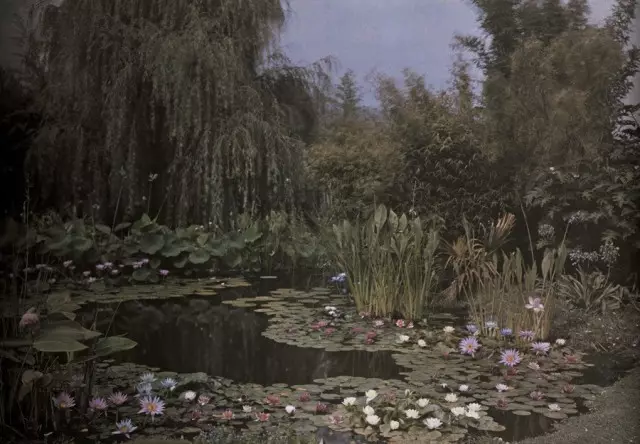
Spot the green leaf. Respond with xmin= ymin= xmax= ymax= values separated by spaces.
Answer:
xmin=196 ymin=233 xmax=209 ymax=247
xmin=47 ymin=291 xmax=71 ymax=311
xmin=189 ymin=249 xmax=210 ymax=264
xmin=242 ymin=224 xmax=262 ymax=243
xmin=161 ymin=243 xmax=184 ymax=257
xmin=149 ymin=258 xmax=161 ymax=269
xmin=40 ymin=320 xmax=102 ymax=341
xmin=114 ymin=222 xmax=131 ymax=232
xmin=132 ymin=269 xmax=151 ymax=282
xmin=18 ymin=383 xmax=33 ymax=402
xmin=94 ymin=224 xmax=112 ymax=235
xmin=94 ymin=336 xmax=137 ymax=357
xmin=140 ymin=233 xmax=165 ymax=255
xmin=72 ymin=237 xmax=93 ymax=252
xmin=33 ymin=338 xmax=87 ymax=353
xmin=21 ymin=370 xmax=43 ymax=384
xmin=174 ymin=255 xmax=188 ymax=268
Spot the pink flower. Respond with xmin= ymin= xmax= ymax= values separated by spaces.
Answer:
xmin=88 ymin=397 xmax=108 ymax=411
xmin=395 ymin=319 xmax=406 ymax=328
xmin=138 ymin=396 xmax=165 ymax=418
xmin=53 ymin=392 xmax=75 ymax=409
xmin=159 ymin=269 xmax=169 ymax=276
xmin=197 ymin=395 xmax=210 ymax=406
xmin=266 ymin=395 xmax=280 ymax=406
xmin=109 ymin=392 xmax=128 ymax=406
xmin=315 ymin=402 xmax=328 ymax=413
xmin=298 ymin=392 xmax=311 ymax=402
xmin=221 ymin=409 xmax=234 ymax=420
xmin=255 ymin=412 xmax=270 ymax=422
xmin=19 ymin=308 xmax=39 ymax=328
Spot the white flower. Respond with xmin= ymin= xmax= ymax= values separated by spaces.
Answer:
xmin=458 ymin=384 xmax=469 ymax=392
xmin=365 ymin=390 xmax=377 ymax=403
xmin=365 ymin=414 xmax=380 ymax=426
xmin=390 ymin=420 xmax=400 ymax=430
xmin=404 ymin=409 xmax=420 ymax=419
xmin=548 ymin=403 xmax=561 ymax=411
xmin=445 ymin=393 xmax=458 ymax=403
xmin=466 ymin=403 xmax=481 ymax=412
xmin=555 ymin=338 xmax=566 ymax=346
xmin=424 ymin=417 xmax=442 ymax=429
xmin=465 ymin=409 xmax=480 ymax=419
xmin=285 ymin=405 xmax=296 ymax=414
xmin=440 ymin=383 xmax=448 ymax=388
xmin=342 ymin=397 xmax=357 ymax=406
xmin=443 ymin=326 xmax=455 ymax=334
xmin=182 ymin=390 xmax=197 ymax=401
xmin=416 ymin=398 xmax=429 ymax=408
xmin=451 ymin=406 xmax=466 ymax=417
xmin=324 ymin=306 xmax=337 ymax=312
xmin=496 ymin=384 xmax=509 ymax=392
xmin=397 ymin=334 xmax=410 ymax=343
xmin=417 ymin=339 xmax=427 ymax=348
xmin=528 ymin=362 xmax=540 ymax=371
xmin=242 ymin=405 xmax=252 ymax=413
xmin=363 ymin=405 xmax=376 ymax=416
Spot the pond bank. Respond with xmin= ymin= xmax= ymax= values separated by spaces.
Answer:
xmin=516 ymin=366 xmax=640 ymax=444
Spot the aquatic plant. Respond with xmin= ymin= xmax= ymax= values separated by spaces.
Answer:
xmin=109 ymin=392 xmax=128 ymax=406
xmin=459 ymin=336 xmax=481 ymax=356
xmin=53 ymin=392 xmax=75 ymax=409
xmin=88 ymin=397 xmax=108 ymax=412
xmin=138 ymin=396 xmax=165 ymax=419
xmin=112 ymin=419 xmax=137 ymax=439
xmin=499 ymin=349 xmax=522 ymax=367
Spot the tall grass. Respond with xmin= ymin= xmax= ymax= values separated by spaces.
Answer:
xmin=328 ymin=205 xmax=440 ymax=319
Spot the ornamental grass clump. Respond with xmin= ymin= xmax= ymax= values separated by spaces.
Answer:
xmin=328 ymin=204 xmax=440 ymax=319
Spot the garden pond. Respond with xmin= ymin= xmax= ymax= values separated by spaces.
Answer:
xmin=56 ymin=274 xmax=636 ymax=443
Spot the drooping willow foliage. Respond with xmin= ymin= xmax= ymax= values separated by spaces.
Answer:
xmin=24 ymin=0 xmax=329 ymax=227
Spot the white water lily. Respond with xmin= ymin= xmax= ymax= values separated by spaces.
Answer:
xmin=548 ymin=404 xmax=561 ymax=411
xmin=342 ymin=397 xmax=357 ymax=406
xmin=397 ymin=334 xmax=410 ymax=343
xmin=285 ymin=405 xmax=296 ymax=415
xmin=445 ymin=393 xmax=458 ymax=403
xmin=555 ymin=338 xmax=566 ymax=346
xmin=404 ymin=409 xmax=420 ymax=419
xmin=450 ymin=406 xmax=466 ymax=417
xmin=466 ymin=403 xmax=481 ymax=412
xmin=443 ymin=326 xmax=455 ymax=334
xmin=182 ymin=391 xmax=197 ymax=401
xmin=440 ymin=383 xmax=448 ymax=388
xmin=528 ymin=362 xmax=540 ymax=370
xmin=365 ymin=390 xmax=377 ymax=403
xmin=465 ymin=409 xmax=480 ymax=419
xmin=458 ymin=384 xmax=469 ymax=392
xmin=416 ymin=398 xmax=429 ymax=408
xmin=363 ymin=405 xmax=375 ymax=416
xmin=496 ymin=383 xmax=509 ymax=392
xmin=417 ymin=339 xmax=427 ymax=348
xmin=424 ymin=417 xmax=442 ymax=429
xmin=242 ymin=405 xmax=252 ymax=413
xmin=365 ymin=414 xmax=380 ymax=426
xmin=390 ymin=420 xmax=400 ymax=430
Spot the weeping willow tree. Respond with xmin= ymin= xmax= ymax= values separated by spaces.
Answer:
xmin=23 ymin=0 xmax=328 ymax=227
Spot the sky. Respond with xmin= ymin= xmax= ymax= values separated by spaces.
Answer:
xmin=279 ymin=0 xmax=615 ymax=105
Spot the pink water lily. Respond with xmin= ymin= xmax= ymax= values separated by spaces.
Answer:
xmin=525 ymin=297 xmax=544 ymax=313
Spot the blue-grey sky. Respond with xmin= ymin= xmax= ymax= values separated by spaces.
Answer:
xmin=280 ymin=0 xmax=614 ymax=105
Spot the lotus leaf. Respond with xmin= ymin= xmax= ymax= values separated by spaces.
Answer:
xmin=94 ymin=336 xmax=138 ymax=357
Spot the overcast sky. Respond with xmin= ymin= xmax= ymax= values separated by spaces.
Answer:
xmin=280 ymin=0 xmax=615 ymax=104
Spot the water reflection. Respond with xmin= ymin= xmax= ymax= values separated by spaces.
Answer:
xmin=105 ymin=297 xmax=404 ymax=386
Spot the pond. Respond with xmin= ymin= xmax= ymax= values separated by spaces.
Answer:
xmin=77 ymin=274 xmax=636 ymax=443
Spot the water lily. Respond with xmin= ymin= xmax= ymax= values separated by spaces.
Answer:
xmin=404 ymin=409 xmax=420 ymax=419
xmin=525 ymin=297 xmax=544 ymax=313
xmin=467 ymin=403 xmax=481 ymax=412
xmin=330 ymin=272 xmax=346 ymax=283
xmin=528 ymin=362 xmax=540 ymax=371
xmin=416 ymin=398 xmax=429 ymax=408
xmin=342 ymin=397 xmax=357 ymax=406
xmin=548 ymin=403 xmax=561 ymax=411
xmin=53 ymin=392 xmax=75 ymax=409
xmin=485 ymin=320 xmax=498 ymax=329
xmin=138 ymin=396 xmax=165 ymax=418
xmin=112 ymin=418 xmax=137 ymax=439
xmin=458 ymin=384 xmax=469 ymax=392
xmin=390 ymin=420 xmax=400 ymax=430
xmin=329 ymin=414 xmax=344 ymax=425
xmin=459 ymin=337 xmax=481 ymax=356
xmin=96 ymin=263 xmax=105 ymax=271
xmin=182 ymin=390 xmax=197 ymax=401
xmin=160 ymin=378 xmax=177 ymax=391
xmin=285 ymin=405 xmax=296 ymax=415
xmin=109 ymin=392 xmax=128 ymax=406
xmin=373 ymin=319 xmax=385 ymax=328
xmin=531 ymin=342 xmax=551 ymax=355
xmin=298 ymin=392 xmax=311 ymax=402
xmin=443 ymin=326 xmax=455 ymax=334
xmin=88 ymin=397 xmax=108 ymax=412
xmin=159 ymin=269 xmax=169 ymax=277
xmin=499 ymin=349 xmax=521 ymax=367
xmin=242 ymin=405 xmax=252 ymax=413
xmin=395 ymin=319 xmax=406 ymax=328
xmin=417 ymin=339 xmax=427 ymax=347
xmin=519 ymin=330 xmax=535 ymax=341
xmin=450 ymin=406 xmax=465 ymax=417
xmin=255 ymin=412 xmax=270 ymax=422
xmin=136 ymin=383 xmax=152 ymax=396
xmin=496 ymin=383 xmax=509 ymax=392
xmin=445 ymin=393 xmax=458 ymax=403
xmin=139 ymin=372 xmax=156 ymax=383
xmin=365 ymin=389 xmax=377 ymax=403
xmin=222 ymin=409 xmax=234 ymax=420
xmin=365 ymin=414 xmax=380 ymax=426
xmin=197 ymin=394 xmax=210 ymax=406
xmin=555 ymin=338 xmax=566 ymax=346
xmin=363 ymin=405 xmax=375 ymax=416
xmin=19 ymin=308 xmax=39 ymax=329
xmin=500 ymin=328 xmax=513 ymax=336
xmin=465 ymin=409 xmax=480 ymax=419
xmin=530 ymin=391 xmax=545 ymax=400
xmin=63 ymin=260 xmax=73 ymax=268
xmin=397 ymin=334 xmax=410 ymax=343
xmin=466 ymin=324 xmax=478 ymax=334
xmin=315 ymin=402 xmax=328 ymax=413
xmin=424 ymin=417 xmax=442 ymax=429
xmin=265 ymin=394 xmax=280 ymax=406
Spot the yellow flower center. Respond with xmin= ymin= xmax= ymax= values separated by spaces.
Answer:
xmin=147 ymin=403 xmax=157 ymax=412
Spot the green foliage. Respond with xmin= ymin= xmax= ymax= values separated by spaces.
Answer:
xmin=329 ymin=204 xmax=440 ymax=320
xmin=556 ymin=268 xmax=625 ymax=313
xmin=336 ymin=69 xmax=361 ymax=120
